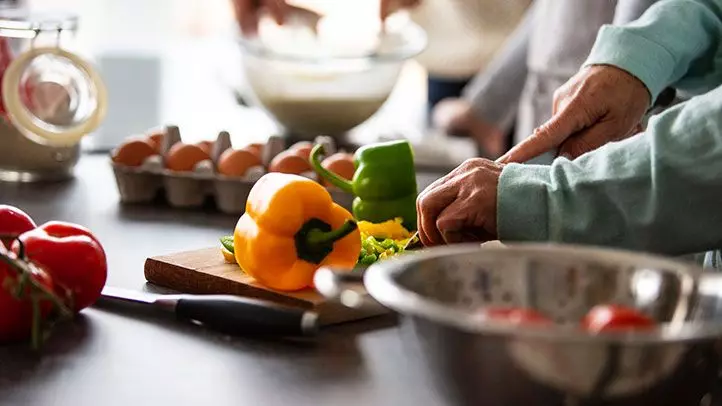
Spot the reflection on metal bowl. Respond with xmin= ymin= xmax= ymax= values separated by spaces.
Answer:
xmin=363 ymin=244 xmax=722 ymax=405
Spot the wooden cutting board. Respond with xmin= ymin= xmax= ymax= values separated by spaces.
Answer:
xmin=144 ymin=247 xmax=388 ymax=326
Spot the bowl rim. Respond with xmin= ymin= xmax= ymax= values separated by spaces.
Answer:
xmin=236 ymin=19 xmax=428 ymax=65
xmin=364 ymin=242 xmax=722 ymax=344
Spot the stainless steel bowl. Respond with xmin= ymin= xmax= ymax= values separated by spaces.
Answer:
xmin=316 ymin=243 xmax=722 ymax=406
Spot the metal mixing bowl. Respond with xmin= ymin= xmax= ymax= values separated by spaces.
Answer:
xmin=318 ymin=243 xmax=722 ymax=405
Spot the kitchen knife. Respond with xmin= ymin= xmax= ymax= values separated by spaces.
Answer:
xmin=403 ymin=231 xmax=422 ymax=250
xmin=97 ymin=287 xmax=319 ymax=337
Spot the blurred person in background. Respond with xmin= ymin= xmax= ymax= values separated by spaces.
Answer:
xmin=432 ymin=0 xmax=664 ymax=161
xmin=387 ymin=0 xmax=532 ymax=116
xmin=231 ymin=0 xmax=533 ymax=119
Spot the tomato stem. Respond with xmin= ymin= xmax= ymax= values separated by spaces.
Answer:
xmin=0 ymin=250 xmax=74 ymax=350
xmin=0 ymin=251 xmax=73 ymax=317
xmin=14 ymin=271 xmax=28 ymax=298
xmin=30 ymin=296 xmax=40 ymax=350
xmin=15 ymin=238 xmax=25 ymax=260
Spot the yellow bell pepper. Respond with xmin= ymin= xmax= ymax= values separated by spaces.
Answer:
xmin=234 ymin=173 xmax=361 ymax=291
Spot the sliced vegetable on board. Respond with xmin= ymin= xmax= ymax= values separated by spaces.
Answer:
xmin=219 ymin=236 xmax=236 ymax=264
xmin=310 ymin=140 xmax=418 ymax=231
xmin=358 ymin=221 xmax=411 ymax=265
xmin=232 ymin=172 xmax=361 ymax=291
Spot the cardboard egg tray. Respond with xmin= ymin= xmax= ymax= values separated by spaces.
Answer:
xmin=110 ymin=125 xmax=354 ymax=214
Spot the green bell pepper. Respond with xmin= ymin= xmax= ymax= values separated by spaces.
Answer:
xmin=310 ymin=140 xmax=418 ymax=230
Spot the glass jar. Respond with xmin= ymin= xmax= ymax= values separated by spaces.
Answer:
xmin=0 ymin=7 xmax=106 ymax=182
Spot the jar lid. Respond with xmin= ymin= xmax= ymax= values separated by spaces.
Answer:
xmin=0 ymin=9 xmax=78 ymax=38
xmin=1 ymin=46 xmax=107 ymax=147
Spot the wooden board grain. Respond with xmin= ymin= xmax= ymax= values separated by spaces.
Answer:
xmin=144 ymin=247 xmax=388 ymax=326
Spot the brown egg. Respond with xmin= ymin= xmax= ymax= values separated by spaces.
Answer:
xmin=268 ymin=150 xmax=313 ymax=174
xmin=196 ymin=140 xmax=214 ymax=155
xmin=218 ymin=147 xmax=263 ymax=177
xmin=112 ymin=139 xmax=156 ymax=167
xmin=146 ymin=131 xmax=164 ymax=154
xmin=165 ymin=143 xmax=211 ymax=172
xmin=245 ymin=143 xmax=264 ymax=160
xmin=289 ymin=141 xmax=313 ymax=160
xmin=320 ymin=153 xmax=355 ymax=187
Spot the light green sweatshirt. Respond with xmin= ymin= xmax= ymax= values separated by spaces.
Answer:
xmin=497 ymin=0 xmax=722 ymax=269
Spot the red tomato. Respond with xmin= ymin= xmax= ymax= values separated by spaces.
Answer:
xmin=483 ymin=307 xmax=553 ymax=325
xmin=0 ymin=245 xmax=54 ymax=342
xmin=0 ymin=205 xmax=37 ymax=248
xmin=13 ymin=221 xmax=107 ymax=312
xmin=581 ymin=305 xmax=656 ymax=333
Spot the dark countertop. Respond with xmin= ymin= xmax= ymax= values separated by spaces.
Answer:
xmin=0 ymin=154 xmax=447 ymax=406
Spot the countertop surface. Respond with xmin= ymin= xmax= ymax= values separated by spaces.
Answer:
xmin=0 ymin=154 xmax=448 ymax=406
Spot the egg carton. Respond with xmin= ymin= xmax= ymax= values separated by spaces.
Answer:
xmin=110 ymin=125 xmax=354 ymax=214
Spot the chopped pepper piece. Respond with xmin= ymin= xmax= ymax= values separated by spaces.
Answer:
xmin=357 ymin=217 xmax=411 ymax=240
xmin=233 ymin=173 xmax=361 ymax=291
xmin=310 ymin=140 xmax=418 ymax=231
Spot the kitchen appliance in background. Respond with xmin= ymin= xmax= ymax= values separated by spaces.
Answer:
xmin=82 ymin=53 xmax=161 ymax=152
xmin=0 ymin=7 xmax=107 ymax=182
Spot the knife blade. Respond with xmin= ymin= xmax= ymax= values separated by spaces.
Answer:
xmin=403 ymin=231 xmax=422 ymax=250
xmin=97 ymin=287 xmax=319 ymax=337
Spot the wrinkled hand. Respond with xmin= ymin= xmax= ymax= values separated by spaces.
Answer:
xmin=416 ymin=159 xmax=503 ymax=247
xmin=232 ymin=0 xmax=288 ymax=36
xmin=380 ymin=0 xmax=422 ymax=21
xmin=497 ymin=65 xmax=651 ymax=163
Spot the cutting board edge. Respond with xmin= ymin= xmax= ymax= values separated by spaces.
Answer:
xmin=143 ymin=255 xmax=314 ymax=309
xmin=143 ymin=247 xmax=387 ymax=325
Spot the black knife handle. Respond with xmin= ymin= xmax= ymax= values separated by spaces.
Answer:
xmin=173 ymin=295 xmax=318 ymax=337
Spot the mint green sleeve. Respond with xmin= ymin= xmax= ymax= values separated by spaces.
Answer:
xmin=583 ymin=0 xmax=722 ymax=102
xmin=497 ymin=84 xmax=722 ymax=256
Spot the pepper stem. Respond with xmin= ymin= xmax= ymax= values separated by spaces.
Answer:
xmin=309 ymin=144 xmax=354 ymax=194
xmin=306 ymin=220 xmax=357 ymax=246
xmin=295 ymin=218 xmax=358 ymax=265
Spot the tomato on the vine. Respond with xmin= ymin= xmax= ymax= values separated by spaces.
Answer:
xmin=0 ymin=205 xmax=36 ymax=248
xmin=0 ymin=245 xmax=54 ymax=342
xmin=581 ymin=304 xmax=656 ymax=333
xmin=482 ymin=307 xmax=553 ymax=326
xmin=14 ymin=221 xmax=107 ymax=312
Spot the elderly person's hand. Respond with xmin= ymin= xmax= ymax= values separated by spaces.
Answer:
xmin=416 ymin=158 xmax=504 ymax=246
xmin=497 ymin=65 xmax=651 ymax=163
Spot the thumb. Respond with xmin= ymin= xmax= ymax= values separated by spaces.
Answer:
xmin=496 ymin=105 xmax=588 ymax=164
xmin=557 ymin=122 xmax=617 ymax=160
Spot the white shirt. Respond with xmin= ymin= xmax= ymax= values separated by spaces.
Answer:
xmin=409 ymin=0 xmax=532 ymax=78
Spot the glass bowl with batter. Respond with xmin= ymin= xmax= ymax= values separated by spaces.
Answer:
xmin=238 ymin=10 xmax=426 ymax=140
